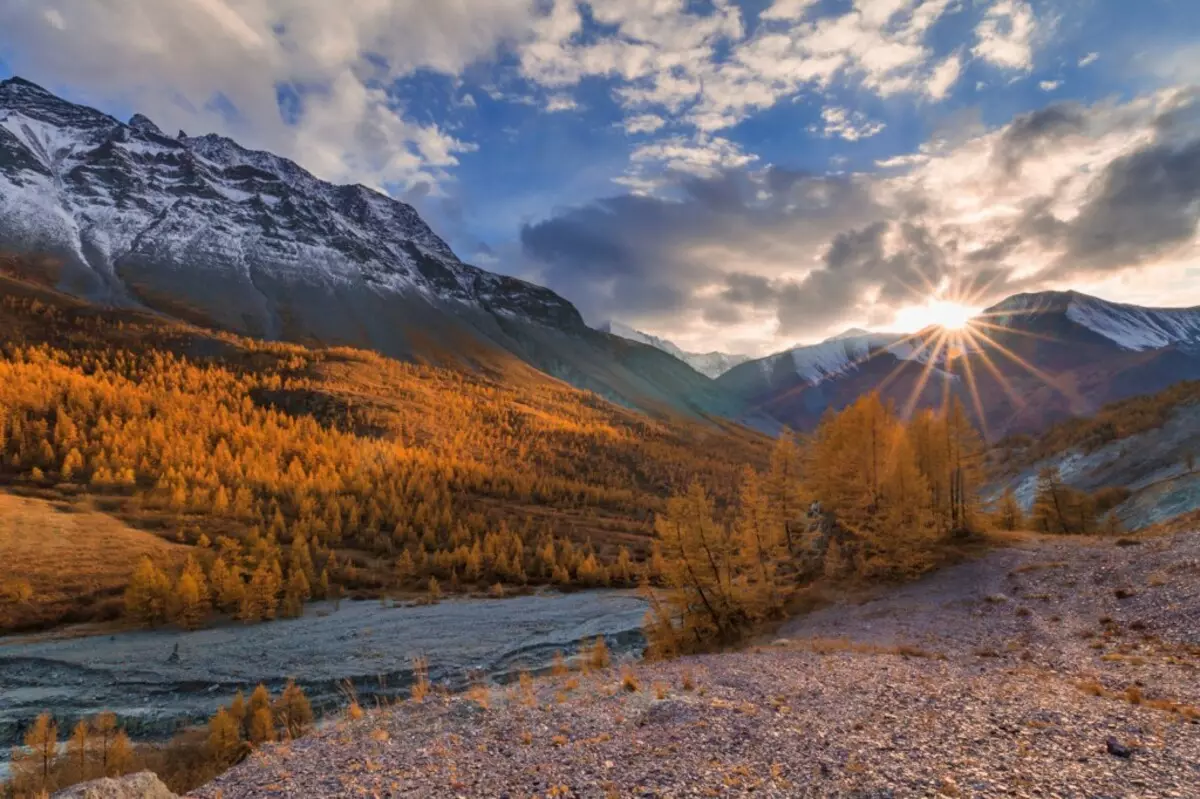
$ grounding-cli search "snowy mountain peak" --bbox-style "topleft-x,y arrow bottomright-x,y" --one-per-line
825,327 -> 873,342
128,113 -> 164,137
985,290 -> 1200,351
0,76 -> 583,335
599,321 -> 750,378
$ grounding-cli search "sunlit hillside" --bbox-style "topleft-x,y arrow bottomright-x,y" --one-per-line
0,257 -> 769,632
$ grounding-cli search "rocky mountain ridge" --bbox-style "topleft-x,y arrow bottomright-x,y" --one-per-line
0,77 -> 760,424
598,320 -> 750,378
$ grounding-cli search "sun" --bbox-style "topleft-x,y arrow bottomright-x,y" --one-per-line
893,298 -> 977,332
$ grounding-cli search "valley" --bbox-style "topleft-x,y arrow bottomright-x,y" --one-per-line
0,60 -> 1198,799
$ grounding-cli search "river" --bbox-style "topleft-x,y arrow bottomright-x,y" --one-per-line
0,590 -> 647,757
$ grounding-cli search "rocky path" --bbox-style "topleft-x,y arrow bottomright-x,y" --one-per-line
192,532 -> 1200,798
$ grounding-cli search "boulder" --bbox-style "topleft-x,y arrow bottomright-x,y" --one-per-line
53,772 -> 177,799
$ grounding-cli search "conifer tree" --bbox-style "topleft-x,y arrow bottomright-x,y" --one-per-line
107,730 -> 134,776
172,571 -> 207,630
653,480 -> 743,647
124,557 -> 171,627
732,466 -> 786,618
206,707 -> 242,766
92,712 -> 118,775
282,568 -> 310,618
16,712 -> 58,792
68,719 -> 90,782
228,690 -> 247,731
765,430 -> 807,552
247,684 -> 275,745
996,486 -> 1024,531
275,680 -> 313,740
210,556 -> 245,614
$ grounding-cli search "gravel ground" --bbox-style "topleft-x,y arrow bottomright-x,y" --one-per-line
193,531 -> 1200,798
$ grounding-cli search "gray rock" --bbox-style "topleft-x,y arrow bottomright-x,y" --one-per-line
53,773 -> 177,798
1106,736 -> 1133,758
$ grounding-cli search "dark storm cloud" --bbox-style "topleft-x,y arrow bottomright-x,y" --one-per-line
993,103 -> 1088,175
720,272 -> 777,307
1058,135 -> 1200,273
519,166 -> 880,330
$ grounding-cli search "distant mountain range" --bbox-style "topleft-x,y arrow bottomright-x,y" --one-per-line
2,76 -> 1199,439
598,321 -> 750,378
0,76 -> 761,426
716,291 -> 1200,436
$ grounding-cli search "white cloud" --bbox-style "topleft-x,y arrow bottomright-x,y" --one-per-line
1039,79 -> 1062,91
517,0 -> 962,138
927,53 -> 962,100
813,106 -> 887,141
629,135 -> 758,178
545,94 -> 580,112
0,0 -> 535,191
973,0 -> 1037,71
1078,52 -> 1100,67
624,114 -> 668,134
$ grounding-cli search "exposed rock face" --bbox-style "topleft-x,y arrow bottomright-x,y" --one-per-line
53,772 -> 177,799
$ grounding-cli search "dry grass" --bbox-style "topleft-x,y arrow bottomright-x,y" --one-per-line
410,656 -> 431,703
786,637 -> 943,659
620,666 -> 640,693
0,491 -> 189,633
1076,680 -> 1200,720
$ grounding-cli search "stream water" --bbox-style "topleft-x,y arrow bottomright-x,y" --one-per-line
0,590 -> 647,756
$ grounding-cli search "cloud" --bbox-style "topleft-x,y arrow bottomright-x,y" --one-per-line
519,87 -> 1200,352
623,113 -> 668,134
927,53 -> 963,100
1078,52 -> 1100,67
1039,80 -> 1062,91
516,0 -> 964,139
545,94 -> 580,112
0,0 -> 535,191
812,107 -> 887,142
973,0 -> 1037,71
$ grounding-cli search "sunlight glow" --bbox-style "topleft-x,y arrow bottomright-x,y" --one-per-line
893,299 -> 978,332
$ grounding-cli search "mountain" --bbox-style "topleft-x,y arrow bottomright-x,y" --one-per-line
0,77 -> 757,424
599,320 -> 751,378
714,329 -> 954,429
719,293 -> 1200,437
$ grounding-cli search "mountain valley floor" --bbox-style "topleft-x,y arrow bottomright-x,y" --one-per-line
188,528 -> 1200,798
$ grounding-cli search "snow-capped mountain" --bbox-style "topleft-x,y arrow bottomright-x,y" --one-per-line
720,291 -> 1200,437
718,329 -> 908,394
0,76 -> 578,330
599,320 -> 751,378
0,77 -> 764,424
985,291 -> 1200,352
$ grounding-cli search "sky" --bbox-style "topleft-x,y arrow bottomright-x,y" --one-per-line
2,0 -> 1199,356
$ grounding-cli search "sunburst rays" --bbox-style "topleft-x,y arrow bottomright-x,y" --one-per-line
850,277 -> 1078,436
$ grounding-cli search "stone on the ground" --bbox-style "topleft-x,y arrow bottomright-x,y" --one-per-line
53,772 -> 177,799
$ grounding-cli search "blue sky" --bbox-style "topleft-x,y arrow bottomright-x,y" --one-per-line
2,0 -> 1199,354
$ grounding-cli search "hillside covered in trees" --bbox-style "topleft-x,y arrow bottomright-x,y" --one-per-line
0,260 -> 768,633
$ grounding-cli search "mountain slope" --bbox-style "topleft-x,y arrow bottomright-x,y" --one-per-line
599,320 -> 750,378
0,264 -> 770,631
0,77 -> 755,424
